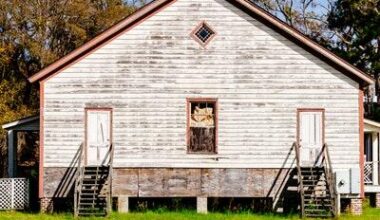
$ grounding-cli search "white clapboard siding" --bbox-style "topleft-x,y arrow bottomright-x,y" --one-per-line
43,0 -> 360,169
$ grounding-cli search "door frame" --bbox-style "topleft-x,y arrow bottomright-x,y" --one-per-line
297,108 -> 325,164
84,107 -> 113,166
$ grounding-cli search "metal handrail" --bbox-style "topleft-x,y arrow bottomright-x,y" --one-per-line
321,143 -> 338,217
293,142 -> 305,218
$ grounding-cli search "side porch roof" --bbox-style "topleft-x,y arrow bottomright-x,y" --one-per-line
2,115 -> 40,131
364,118 -> 380,133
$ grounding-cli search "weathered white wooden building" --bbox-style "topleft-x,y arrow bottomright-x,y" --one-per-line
27,0 -> 375,217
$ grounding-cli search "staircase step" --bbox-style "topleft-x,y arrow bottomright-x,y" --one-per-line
304,197 -> 332,200
82,177 -> 107,180
81,180 -> 107,183
301,173 -> 324,176
78,209 -> 106,212
301,168 -> 324,171
302,178 -> 324,182
84,169 -> 109,172
79,197 -> 106,200
301,172 -> 324,175
83,171 -> 108,174
303,184 -> 327,187
304,195 -> 331,198
81,189 -> 99,194
304,191 -> 330,195
306,200 -> 331,203
78,206 -> 106,210
81,186 -> 101,190
80,192 -> 100,196
302,176 -> 324,179
82,175 -> 108,179
305,203 -> 332,207
84,168 -> 109,171
80,199 -> 106,202
304,190 -> 329,194
79,201 -> 106,205
301,169 -> 324,172
303,186 -> 328,189
305,209 -> 331,212
304,193 -> 331,196
79,205 -> 106,209
305,213 -> 333,218
78,212 -> 107,217
287,186 -> 299,191
301,179 -> 324,182
304,201 -> 332,205
79,202 -> 106,206
82,183 -> 101,186
302,177 -> 326,180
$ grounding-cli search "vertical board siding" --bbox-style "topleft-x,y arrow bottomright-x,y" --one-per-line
43,0 -> 360,169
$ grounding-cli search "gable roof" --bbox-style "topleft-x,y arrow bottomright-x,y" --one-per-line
28,0 -> 374,86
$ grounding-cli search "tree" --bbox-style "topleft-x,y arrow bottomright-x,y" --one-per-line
0,0 -> 144,177
252,0 -> 334,44
327,0 -> 380,118
253,0 -> 380,118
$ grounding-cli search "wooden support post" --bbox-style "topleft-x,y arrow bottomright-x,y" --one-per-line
7,130 -> 15,177
337,193 -> 341,216
197,197 -> 207,214
40,197 -> 53,213
375,193 -> 380,208
372,132 -> 379,185
118,196 -> 129,213
350,198 -> 363,216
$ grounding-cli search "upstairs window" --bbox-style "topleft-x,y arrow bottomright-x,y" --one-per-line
187,98 -> 218,154
191,21 -> 216,47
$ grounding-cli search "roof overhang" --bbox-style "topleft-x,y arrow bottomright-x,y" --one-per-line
228,0 -> 374,87
364,118 -> 380,133
28,0 -> 176,83
2,115 -> 40,131
28,0 -> 375,87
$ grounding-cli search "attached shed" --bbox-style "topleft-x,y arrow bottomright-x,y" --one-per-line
364,119 -> 380,194
2,116 -> 39,178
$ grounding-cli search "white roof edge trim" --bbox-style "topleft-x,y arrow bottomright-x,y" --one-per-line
2,116 -> 39,130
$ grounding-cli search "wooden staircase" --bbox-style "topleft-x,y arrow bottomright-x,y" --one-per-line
300,167 -> 334,218
76,166 -> 110,216
294,143 -> 338,218
74,144 -> 114,217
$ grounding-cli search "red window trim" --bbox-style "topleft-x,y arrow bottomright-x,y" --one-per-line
186,98 -> 218,154
84,107 -> 113,166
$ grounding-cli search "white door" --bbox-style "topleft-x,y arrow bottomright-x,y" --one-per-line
299,111 -> 323,166
86,110 -> 111,166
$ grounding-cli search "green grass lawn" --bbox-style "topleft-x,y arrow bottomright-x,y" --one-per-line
0,208 -> 379,220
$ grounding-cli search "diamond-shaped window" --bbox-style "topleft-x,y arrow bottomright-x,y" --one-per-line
191,22 -> 216,47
